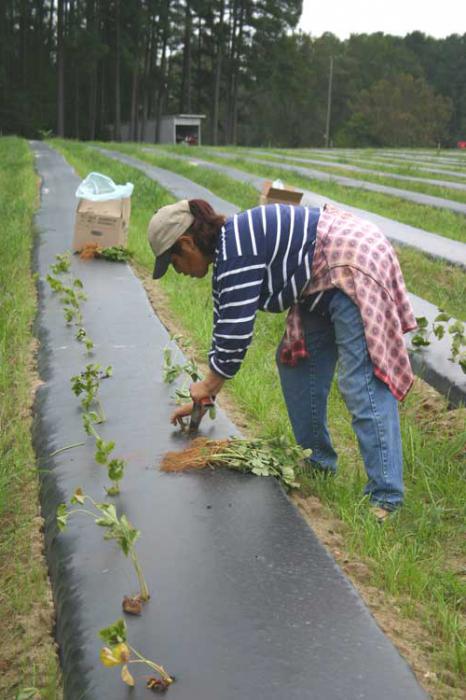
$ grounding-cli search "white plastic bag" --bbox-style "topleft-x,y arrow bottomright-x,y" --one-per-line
271,179 -> 284,189
75,172 -> 134,201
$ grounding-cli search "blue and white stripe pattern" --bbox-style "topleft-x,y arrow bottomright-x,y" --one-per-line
208,204 -> 320,378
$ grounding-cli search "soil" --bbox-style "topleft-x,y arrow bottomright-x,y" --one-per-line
133,260 -> 465,700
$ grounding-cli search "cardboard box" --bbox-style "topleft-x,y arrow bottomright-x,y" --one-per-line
259,180 -> 303,206
72,197 -> 131,251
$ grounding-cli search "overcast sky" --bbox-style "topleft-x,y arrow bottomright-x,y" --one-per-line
298,0 -> 465,39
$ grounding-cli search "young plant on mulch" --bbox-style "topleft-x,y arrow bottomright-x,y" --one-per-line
162,345 -> 202,385
99,618 -> 174,691
57,489 -> 150,606
413,314 -> 466,373
161,435 -> 309,489
82,412 -> 126,496
163,335 -> 216,424
46,273 -> 87,326
75,326 -> 94,353
71,363 -> 112,423
46,251 -> 95,354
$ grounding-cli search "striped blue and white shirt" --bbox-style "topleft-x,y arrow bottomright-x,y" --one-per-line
208,203 -> 321,379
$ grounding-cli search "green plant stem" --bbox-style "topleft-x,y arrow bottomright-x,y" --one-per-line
129,647 -> 172,682
49,441 -> 85,457
130,551 -> 150,601
96,399 -> 106,423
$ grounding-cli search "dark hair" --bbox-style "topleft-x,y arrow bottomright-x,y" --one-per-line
172,199 -> 225,258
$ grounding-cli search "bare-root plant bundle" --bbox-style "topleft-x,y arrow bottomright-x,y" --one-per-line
161,436 -> 309,489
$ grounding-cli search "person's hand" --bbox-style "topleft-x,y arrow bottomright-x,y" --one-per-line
170,402 -> 194,426
190,370 -> 225,403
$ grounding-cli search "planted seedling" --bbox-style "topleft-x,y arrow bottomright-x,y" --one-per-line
163,337 -> 216,427
75,327 -> 94,353
99,618 -> 174,690
82,412 -> 125,495
50,251 -> 71,275
57,489 -> 150,602
47,274 -> 87,325
413,315 -> 466,373
71,363 -> 112,421
162,336 -> 202,384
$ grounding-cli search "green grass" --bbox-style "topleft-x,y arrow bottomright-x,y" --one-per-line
53,138 -> 466,695
97,142 -> 466,322
157,145 -> 466,245
274,148 -> 466,185
282,147 -> 466,173
0,136 -> 62,698
234,149 -> 466,203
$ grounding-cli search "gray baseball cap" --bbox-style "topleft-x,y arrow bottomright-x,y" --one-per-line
147,200 -> 194,279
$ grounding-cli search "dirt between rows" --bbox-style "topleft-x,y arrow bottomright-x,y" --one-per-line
134,260 -> 465,700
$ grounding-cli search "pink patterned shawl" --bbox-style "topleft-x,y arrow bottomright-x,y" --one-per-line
281,204 -> 417,401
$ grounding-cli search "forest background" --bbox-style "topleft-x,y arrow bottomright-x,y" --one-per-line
0,0 -> 465,148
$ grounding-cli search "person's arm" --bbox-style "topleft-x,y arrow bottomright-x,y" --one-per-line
170,255 -> 265,425
207,254 -> 265,379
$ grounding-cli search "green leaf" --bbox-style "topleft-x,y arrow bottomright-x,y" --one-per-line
56,503 -> 69,531
99,618 -> 127,646
433,324 -> 445,340
411,335 -> 431,347
415,316 -> 429,330
434,312 -> 451,323
106,485 -> 121,497
448,320 -> 465,336
108,458 -> 125,482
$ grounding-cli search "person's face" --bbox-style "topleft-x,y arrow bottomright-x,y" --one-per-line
170,235 -> 211,278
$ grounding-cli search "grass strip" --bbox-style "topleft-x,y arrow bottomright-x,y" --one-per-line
273,149 -> 466,185
159,145 -> 466,245
285,148 -> 466,171
0,136 -> 62,698
54,138 -> 465,695
234,150 -> 466,203
99,142 -> 466,322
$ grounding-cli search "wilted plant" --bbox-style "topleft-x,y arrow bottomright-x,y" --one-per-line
98,618 -> 174,690
57,489 -> 149,601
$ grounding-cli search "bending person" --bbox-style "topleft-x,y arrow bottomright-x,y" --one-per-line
147,199 -> 416,520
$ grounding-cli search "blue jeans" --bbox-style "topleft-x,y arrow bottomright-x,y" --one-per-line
276,291 -> 404,510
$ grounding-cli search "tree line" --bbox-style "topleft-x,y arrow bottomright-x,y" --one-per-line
0,0 -> 464,147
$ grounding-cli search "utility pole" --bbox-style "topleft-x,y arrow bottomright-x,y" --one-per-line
324,55 -> 334,148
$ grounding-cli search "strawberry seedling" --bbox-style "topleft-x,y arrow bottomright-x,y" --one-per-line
99,618 -> 174,690
57,490 -> 150,602
50,251 -> 71,275
75,327 -> 94,353
82,413 -> 126,495
71,363 -> 112,421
